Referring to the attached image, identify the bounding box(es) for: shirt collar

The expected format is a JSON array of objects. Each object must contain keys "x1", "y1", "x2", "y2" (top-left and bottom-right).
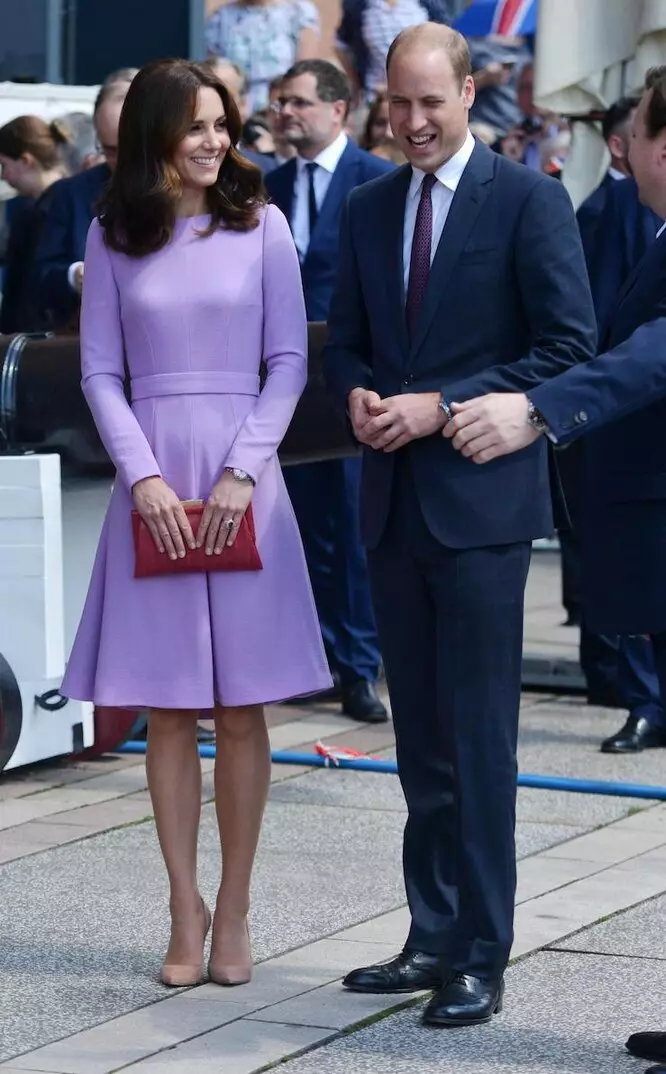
[
  {"x1": 408, "y1": 130, "x2": 476, "y2": 201},
  {"x1": 657, "y1": 221, "x2": 666, "y2": 239},
  {"x1": 608, "y1": 167, "x2": 627, "y2": 182},
  {"x1": 297, "y1": 132, "x2": 348, "y2": 176}
]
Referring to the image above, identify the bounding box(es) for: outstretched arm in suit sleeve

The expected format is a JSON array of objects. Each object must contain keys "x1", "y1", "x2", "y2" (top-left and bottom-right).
[
  {"x1": 444, "y1": 302, "x2": 666, "y2": 462},
  {"x1": 224, "y1": 205, "x2": 308, "y2": 483},
  {"x1": 322, "y1": 195, "x2": 374, "y2": 411},
  {"x1": 34, "y1": 181, "x2": 81, "y2": 329},
  {"x1": 79, "y1": 220, "x2": 161, "y2": 491},
  {"x1": 443, "y1": 178, "x2": 598, "y2": 403},
  {"x1": 530, "y1": 307, "x2": 666, "y2": 445}
]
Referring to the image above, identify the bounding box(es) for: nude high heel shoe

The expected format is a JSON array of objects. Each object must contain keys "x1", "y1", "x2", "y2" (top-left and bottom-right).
[
  {"x1": 208, "y1": 917, "x2": 252, "y2": 986},
  {"x1": 160, "y1": 901, "x2": 212, "y2": 988}
]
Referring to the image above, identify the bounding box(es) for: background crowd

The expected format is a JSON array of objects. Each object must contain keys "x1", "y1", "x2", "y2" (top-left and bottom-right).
[{"x1": 0, "y1": 2, "x2": 662, "y2": 757}]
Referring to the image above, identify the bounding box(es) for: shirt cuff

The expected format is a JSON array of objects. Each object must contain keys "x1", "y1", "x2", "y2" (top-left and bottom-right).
[{"x1": 67, "y1": 261, "x2": 83, "y2": 292}]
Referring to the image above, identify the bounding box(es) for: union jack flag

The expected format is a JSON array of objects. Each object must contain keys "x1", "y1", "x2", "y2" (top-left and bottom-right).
[{"x1": 491, "y1": 0, "x2": 537, "y2": 35}]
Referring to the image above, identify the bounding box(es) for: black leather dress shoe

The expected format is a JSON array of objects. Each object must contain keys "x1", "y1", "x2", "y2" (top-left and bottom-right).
[
  {"x1": 601, "y1": 715, "x2": 666, "y2": 753},
  {"x1": 341, "y1": 680, "x2": 388, "y2": 723},
  {"x1": 626, "y1": 1031, "x2": 666, "y2": 1062},
  {"x1": 342, "y1": 950, "x2": 448, "y2": 993},
  {"x1": 423, "y1": 972, "x2": 504, "y2": 1027},
  {"x1": 646, "y1": 1065, "x2": 666, "y2": 1073}
]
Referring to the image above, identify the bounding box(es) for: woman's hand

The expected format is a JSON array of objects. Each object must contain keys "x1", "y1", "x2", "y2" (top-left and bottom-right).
[
  {"x1": 197, "y1": 471, "x2": 254, "y2": 555},
  {"x1": 132, "y1": 476, "x2": 196, "y2": 560}
]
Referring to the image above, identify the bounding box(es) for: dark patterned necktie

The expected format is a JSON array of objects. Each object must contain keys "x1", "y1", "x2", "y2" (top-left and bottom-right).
[
  {"x1": 306, "y1": 161, "x2": 318, "y2": 240},
  {"x1": 406, "y1": 172, "x2": 436, "y2": 338}
]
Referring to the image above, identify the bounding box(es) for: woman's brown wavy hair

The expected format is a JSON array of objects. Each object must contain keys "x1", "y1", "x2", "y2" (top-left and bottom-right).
[{"x1": 100, "y1": 58, "x2": 265, "y2": 256}]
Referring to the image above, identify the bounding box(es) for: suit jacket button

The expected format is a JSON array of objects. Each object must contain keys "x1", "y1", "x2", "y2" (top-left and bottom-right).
[
  {"x1": 575, "y1": 410, "x2": 588, "y2": 424},
  {"x1": 403, "y1": 376, "x2": 413, "y2": 385}
]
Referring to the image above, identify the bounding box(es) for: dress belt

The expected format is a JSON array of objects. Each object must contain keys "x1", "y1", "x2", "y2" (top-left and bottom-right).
[{"x1": 130, "y1": 371, "x2": 260, "y2": 401}]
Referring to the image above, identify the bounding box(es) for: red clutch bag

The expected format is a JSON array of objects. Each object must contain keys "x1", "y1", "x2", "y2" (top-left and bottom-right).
[{"x1": 131, "y1": 501, "x2": 263, "y2": 578}]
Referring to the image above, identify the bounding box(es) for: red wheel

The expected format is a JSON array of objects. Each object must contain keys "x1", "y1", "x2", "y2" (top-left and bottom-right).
[
  {"x1": 0, "y1": 653, "x2": 23, "y2": 773},
  {"x1": 77, "y1": 706, "x2": 143, "y2": 759}
]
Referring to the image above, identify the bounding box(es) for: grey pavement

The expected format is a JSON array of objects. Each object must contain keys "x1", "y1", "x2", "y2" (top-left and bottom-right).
[{"x1": 1, "y1": 550, "x2": 665, "y2": 1074}]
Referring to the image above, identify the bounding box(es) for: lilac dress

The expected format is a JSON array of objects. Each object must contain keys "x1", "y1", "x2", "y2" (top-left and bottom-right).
[{"x1": 61, "y1": 205, "x2": 332, "y2": 710}]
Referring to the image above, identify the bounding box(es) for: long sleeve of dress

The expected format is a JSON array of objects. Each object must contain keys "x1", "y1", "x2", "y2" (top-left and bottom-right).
[
  {"x1": 80, "y1": 220, "x2": 162, "y2": 492},
  {"x1": 225, "y1": 205, "x2": 308, "y2": 482}
]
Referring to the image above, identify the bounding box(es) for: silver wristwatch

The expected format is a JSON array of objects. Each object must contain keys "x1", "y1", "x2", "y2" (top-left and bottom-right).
[
  {"x1": 225, "y1": 467, "x2": 255, "y2": 486},
  {"x1": 527, "y1": 400, "x2": 548, "y2": 434},
  {"x1": 439, "y1": 394, "x2": 453, "y2": 423}
]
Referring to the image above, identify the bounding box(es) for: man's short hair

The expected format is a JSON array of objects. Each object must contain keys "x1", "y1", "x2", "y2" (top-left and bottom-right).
[
  {"x1": 94, "y1": 68, "x2": 137, "y2": 113},
  {"x1": 202, "y1": 56, "x2": 248, "y2": 96},
  {"x1": 282, "y1": 59, "x2": 351, "y2": 116},
  {"x1": 645, "y1": 67, "x2": 666, "y2": 138},
  {"x1": 386, "y1": 25, "x2": 471, "y2": 90},
  {"x1": 602, "y1": 96, "x2": 639, "y2": 143}
]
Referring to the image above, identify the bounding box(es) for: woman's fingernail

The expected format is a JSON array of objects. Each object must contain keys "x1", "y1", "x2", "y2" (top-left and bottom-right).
[
  {"x1": 179, "y1": 551, "x2": 185, "y2": 558},
  {"x1": 214, "y1": 547, "x2": 222, "y2": 555}
]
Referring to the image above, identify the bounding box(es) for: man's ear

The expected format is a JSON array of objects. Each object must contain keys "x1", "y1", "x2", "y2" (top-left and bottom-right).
[{"x1": 607, "y1": 132, "x2": 624, "y2": 163}]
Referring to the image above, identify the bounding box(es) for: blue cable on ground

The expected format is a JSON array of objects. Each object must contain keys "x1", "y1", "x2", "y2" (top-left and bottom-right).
[{"x1": 118, "y1": 741, "x2": 666, "y2": 801}]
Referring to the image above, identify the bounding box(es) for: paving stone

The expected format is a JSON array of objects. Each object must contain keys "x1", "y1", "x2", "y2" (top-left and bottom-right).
[
  {"x1": 116, "y1": 1021, "x2": 331, "y2": 1074},
  {"x1": 249, "y1": 980, "x2": 413, "y2": 1030},
  {"x1": 556, "y1": 891, "x2": 666, "y2": 960},
  {"x1": 2, "y1": 999, "x2": 254, "y2": 1074}
]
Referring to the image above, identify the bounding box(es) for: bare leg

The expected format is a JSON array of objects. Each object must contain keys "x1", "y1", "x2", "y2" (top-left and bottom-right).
[
  {"x1": 146, "y1": 710, "x2": 210, "y2": 985},
  {"x1": 209, "y1": 704, "x2": 270, "y2": 984}
]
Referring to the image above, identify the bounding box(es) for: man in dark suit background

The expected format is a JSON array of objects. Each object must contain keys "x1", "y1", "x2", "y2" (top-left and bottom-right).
[
  {"x1": 441, "y1": 65, "x2": 666, "y2": 1068},
  {"x1": 266, "y1": 60, "x2": 393, "y2": 722},
  {"x1": 34, "y1": 71, "x2": 134, "y2": 330},
  {"x1": 562, "y1": 96, "x2": 666, "y2": 753},
  {"x1": 577, "y1": 97, "x2": 637, "y2": 263},
  {"x1": 324, "y1": 23, "x2": 596, "y2": 1025}
]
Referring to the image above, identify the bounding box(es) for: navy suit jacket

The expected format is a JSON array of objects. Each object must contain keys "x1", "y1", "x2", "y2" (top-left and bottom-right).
[
  {"x1": 580, "y1": 175, "x2": 661, "y2": 331},
  {"x1": 324, "y1": 140, "x2": 597, "y2": 550},
  {"x1": 35, "y1": 163, "x2": 110, "y2": 329},
  {"x1": 576, "y1": 173, "x2": 614, "y2": 265},
  {"x1": 530, "y1": 232, "x2": 666, "y2": 634},
  {"x1": 264, "y1": 140, "x2": 393, "y2": 322}
]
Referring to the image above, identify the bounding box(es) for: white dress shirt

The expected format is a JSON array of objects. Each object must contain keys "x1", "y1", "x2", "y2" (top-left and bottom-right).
[
  {"x1": 657, "y1": 221, "x2": 666, "y2": 239},
  {"x1": 608, "y1": 167, "x2": 627, "y2": 181},
  {"x1": 292, "y1": 132, "x2": 348, "y2": 262},
  {"x1": 403, "y1": 130, "x2": 476, "y2": 293}
]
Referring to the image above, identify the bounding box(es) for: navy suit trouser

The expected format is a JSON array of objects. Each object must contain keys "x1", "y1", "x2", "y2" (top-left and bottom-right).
[
  {"x1": 367, "y1": 456, "x2": 530, "y2": 980},
  {"x1": 283, "y1": 457, "x2": 381, "y2": 685}
]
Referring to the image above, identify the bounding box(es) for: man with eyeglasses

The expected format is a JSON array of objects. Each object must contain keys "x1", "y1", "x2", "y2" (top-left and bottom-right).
[
  {"x1": 34, "y1": 70, "x2": 134, "y2": 331},
  {"x1": 265, "y1": 59, "x2": 393, "y2": 723}
]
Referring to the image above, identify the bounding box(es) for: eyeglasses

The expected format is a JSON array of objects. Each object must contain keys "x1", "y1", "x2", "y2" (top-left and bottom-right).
[
  {"x1": 270, "y1": 96, "x2": 317, "y2": 114},
  {"x1": 95, "y1": 140, "x2": 118, "y2": 159}
]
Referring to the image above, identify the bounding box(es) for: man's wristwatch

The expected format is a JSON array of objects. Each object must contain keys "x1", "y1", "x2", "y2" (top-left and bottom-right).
[
  {"x1": 439, "y1": 395, "x2": 453, "y2": 423},
  {"x1": 527, "y1": 400, "x2": 548, "y2": 434},
  {"x1": 224, "y1": 467, "x2": 255, "y2": 486}
]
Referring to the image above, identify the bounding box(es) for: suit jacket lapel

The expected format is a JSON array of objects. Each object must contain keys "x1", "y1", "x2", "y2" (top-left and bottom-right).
[
  {"x1": 382, "y1": 166, "x2": 412, "y2": 359},
  {"x1": 306, "y1": 142, "x2": 358, "y2": 258},
  {"x1": 274, "y1": 159, "x2": 297, "y2": 230},
  {"x1": 408, "y1": 141, "x2": 494, "y2": 362}
]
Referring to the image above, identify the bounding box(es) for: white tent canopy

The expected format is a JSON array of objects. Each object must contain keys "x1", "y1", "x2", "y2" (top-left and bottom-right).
[{"x1": 534, "y1": 0, "x2": 666, "y2": 207}]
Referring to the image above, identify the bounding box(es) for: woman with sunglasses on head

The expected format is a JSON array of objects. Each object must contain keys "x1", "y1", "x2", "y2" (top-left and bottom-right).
[{"x1": 62, "y1": 59, "x2": 331, "y2": 988}]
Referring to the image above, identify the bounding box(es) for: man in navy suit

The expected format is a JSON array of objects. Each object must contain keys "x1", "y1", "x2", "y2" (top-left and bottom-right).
[
  {"x1": 577, "y1": 97, "x2": 638, "y2": 268},
  {"x1": 442, "y1": 64, "x2": 666, "y2": 1067},
  {"x1": 567, "y1": 96, "x2": 665, "y2": 752},
  {"x1": 35, "y1": 74, "x2": 132, "y2": 330},
  {"x1": 266, "y1": 60, "x2": 393, "y2": 722},
  {"x1": 324, "y1": 24, "x2": 596, "y2": 1025}
]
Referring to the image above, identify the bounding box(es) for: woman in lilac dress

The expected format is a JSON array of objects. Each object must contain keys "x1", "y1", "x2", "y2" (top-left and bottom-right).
[{"x1": 62, "y1": 58, "x2": 331, "y2": 988}]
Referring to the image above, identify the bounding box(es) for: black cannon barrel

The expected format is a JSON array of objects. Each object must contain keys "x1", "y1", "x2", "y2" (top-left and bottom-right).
[{"x1": 0, "y1": 324, "x2": 357, "y2": 472}]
